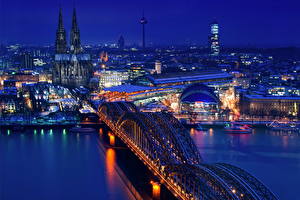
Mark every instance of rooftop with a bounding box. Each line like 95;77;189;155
104;84;157;93
146;71;232;85
245;94;300;100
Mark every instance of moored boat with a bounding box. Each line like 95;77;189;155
268;121;299;131
224;122;252;134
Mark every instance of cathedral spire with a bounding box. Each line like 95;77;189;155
70;8;82;54
72;8;78;31
55;7;67;54
58;7;64;30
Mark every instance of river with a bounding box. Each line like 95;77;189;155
190;127;300;200
0;128;134;200
1;127;299;200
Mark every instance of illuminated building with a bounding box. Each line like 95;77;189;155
180;83;220;116
22;82;78;112
267;86;300;96
100;84;175;105
128;65;147;81
0;73;39;88
53;8;93;88
23;82;50;111
209;20;220;56
240;94;300;118
33;58;46;66
155;60;162;74
38;73;52;83
94;70;129;89
0;88;20;114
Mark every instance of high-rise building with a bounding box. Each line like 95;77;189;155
155;60;162;74
140;13;148;49
209;20;220;56
53;8;93;88
21;52;34;69
118;35;125;49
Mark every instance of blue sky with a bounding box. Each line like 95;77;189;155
0;0;299;46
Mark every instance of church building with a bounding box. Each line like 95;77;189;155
53;8;93;88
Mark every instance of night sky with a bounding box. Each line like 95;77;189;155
0;0;299;46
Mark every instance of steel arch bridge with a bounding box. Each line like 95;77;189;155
98;102;277;200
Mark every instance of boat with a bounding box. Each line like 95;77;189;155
195;124;208;131
224;122;252;134
268;121;300;131
69;125;96;134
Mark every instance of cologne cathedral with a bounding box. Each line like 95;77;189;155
53;8;93;88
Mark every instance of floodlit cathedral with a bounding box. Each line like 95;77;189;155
53;8;93;88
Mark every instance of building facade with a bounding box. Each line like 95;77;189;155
53;8;93;88
240;94;300;119
209;20;220;56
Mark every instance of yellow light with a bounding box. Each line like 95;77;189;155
153;184;160;190
150;181;161;198
108;132;115;146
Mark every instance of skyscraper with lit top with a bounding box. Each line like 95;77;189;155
209;20;220;56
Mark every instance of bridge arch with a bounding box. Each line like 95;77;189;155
97;102;278;200
98;101;138;123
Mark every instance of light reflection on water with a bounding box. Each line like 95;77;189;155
0;128;134;200
106;148;117;191
190;127;300;200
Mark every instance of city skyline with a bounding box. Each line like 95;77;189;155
1;1;300;199
0;0;299;46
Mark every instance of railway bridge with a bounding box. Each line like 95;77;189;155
98;102;277;200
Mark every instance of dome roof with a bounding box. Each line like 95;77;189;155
180;83;219;104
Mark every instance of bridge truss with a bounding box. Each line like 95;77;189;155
98;102;278;200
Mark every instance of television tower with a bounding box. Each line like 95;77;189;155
140;12;148;49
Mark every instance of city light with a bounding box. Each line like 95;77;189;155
108;132;115;146
150;180;161;199
0;2;297;200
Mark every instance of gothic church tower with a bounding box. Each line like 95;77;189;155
53;8;93;88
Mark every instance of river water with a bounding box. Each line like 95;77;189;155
1;127;299;200
0;128;134;200
190;127;300;200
